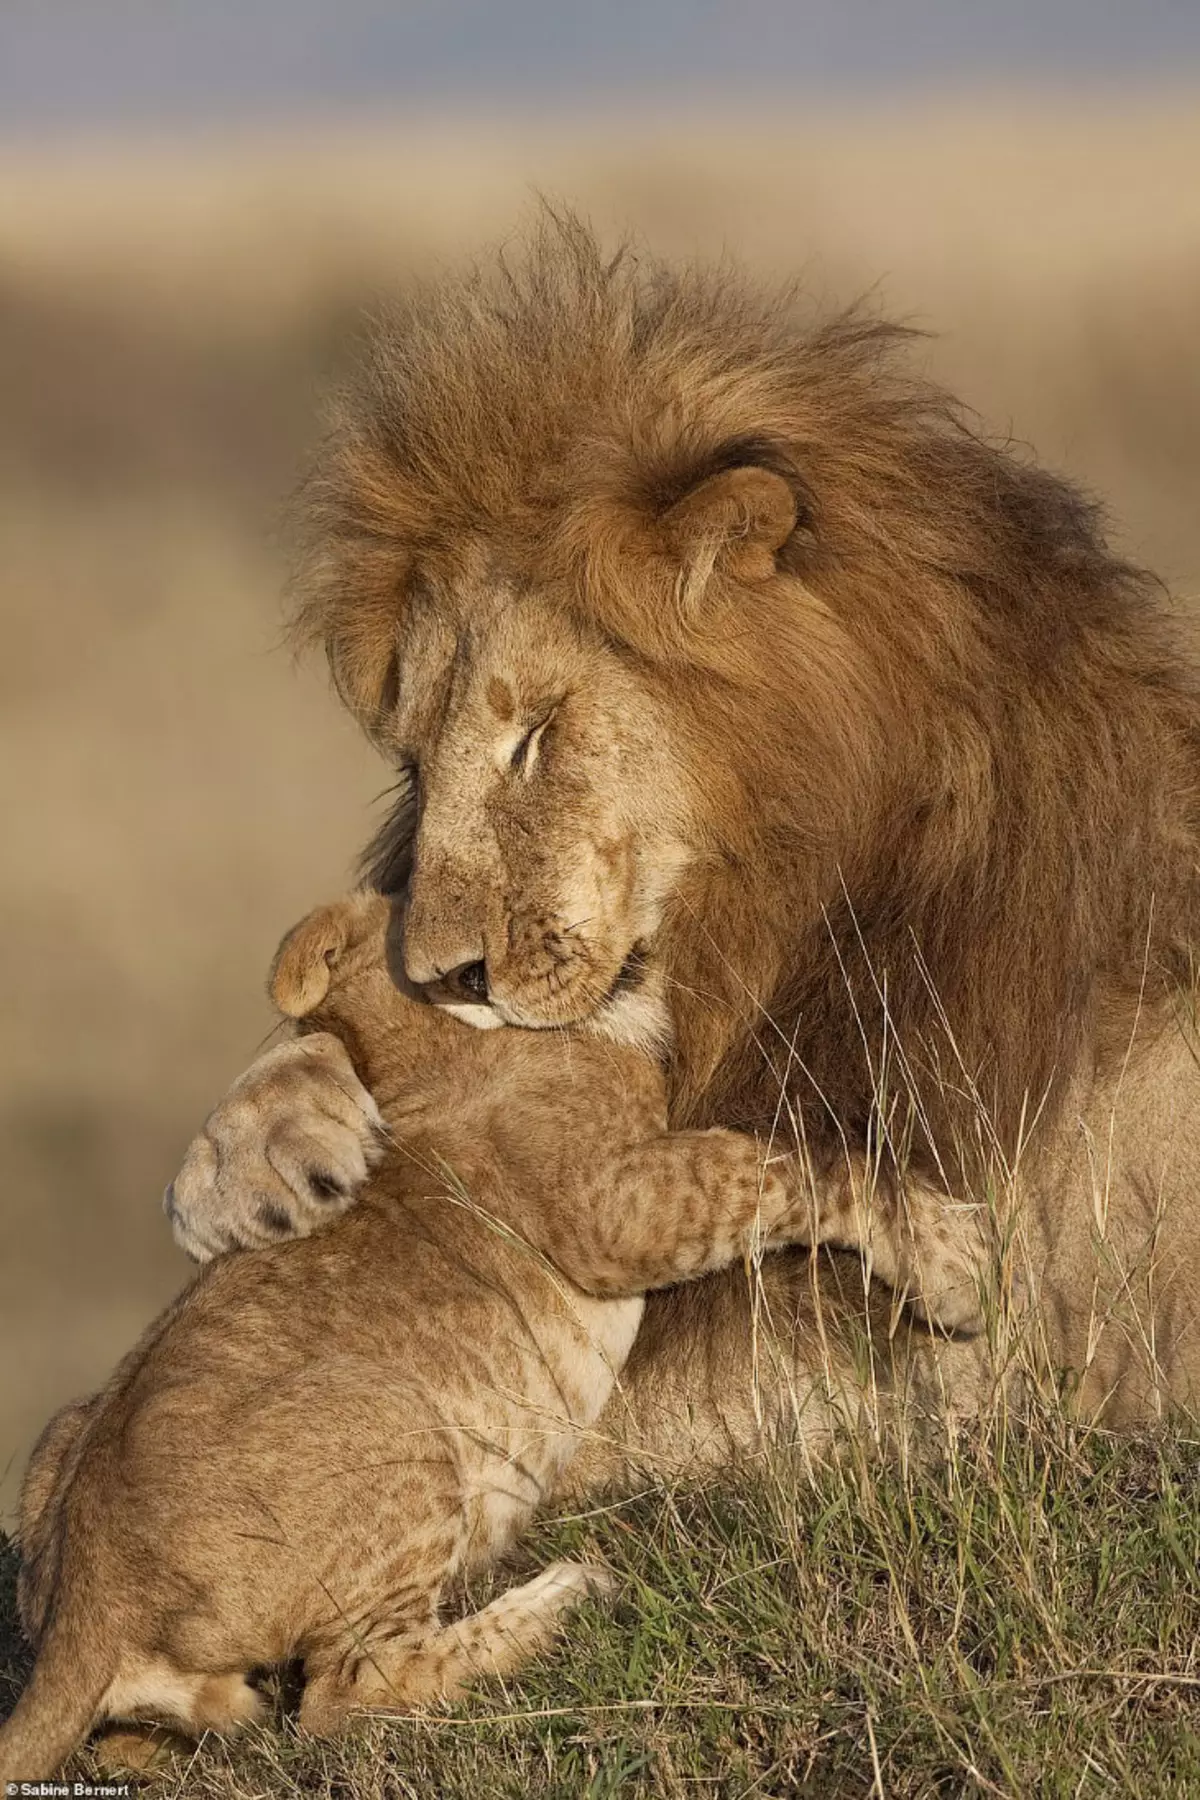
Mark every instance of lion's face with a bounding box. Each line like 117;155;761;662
297;215;1186;1174
372;568;693;1038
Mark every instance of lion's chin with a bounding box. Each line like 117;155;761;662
426;985;599;1033
487;991;600;1031
428;983;605;1034
430;996;507;1031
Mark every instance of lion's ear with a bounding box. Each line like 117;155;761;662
270;904;354;1018
660;464;799;587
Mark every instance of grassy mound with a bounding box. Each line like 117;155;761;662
6;1417;1199;1798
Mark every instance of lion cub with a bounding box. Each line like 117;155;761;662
1;891;798;1783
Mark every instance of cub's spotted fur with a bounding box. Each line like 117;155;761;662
3;891;839;1780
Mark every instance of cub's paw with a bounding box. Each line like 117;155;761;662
895;1187;992;1337
91;1724;192;1774
165;1034;383;1261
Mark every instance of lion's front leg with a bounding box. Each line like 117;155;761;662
557;1244;978;1500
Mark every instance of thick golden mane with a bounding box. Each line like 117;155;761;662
294;213;1200;1181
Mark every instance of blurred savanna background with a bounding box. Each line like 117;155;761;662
3;6;1200;1789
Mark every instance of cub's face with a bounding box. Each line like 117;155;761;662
369;573;693;1044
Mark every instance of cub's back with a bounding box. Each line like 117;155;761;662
22;1081;646;1616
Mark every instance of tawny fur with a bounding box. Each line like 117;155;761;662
165;215;1200;1499
287;213;1200;1438
2;891;824;1783
297;215;1199;1146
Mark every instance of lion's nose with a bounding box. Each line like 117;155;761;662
445;959;490;1003
403;922;489;994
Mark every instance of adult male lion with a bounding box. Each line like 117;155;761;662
170;217;1200;1476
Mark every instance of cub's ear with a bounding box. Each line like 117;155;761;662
271;891;392;1017
660;463;799;587
269;904;355;1018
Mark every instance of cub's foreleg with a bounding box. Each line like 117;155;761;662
532;1127;793;1295
537;1126;988;1336
773;1153;990;1335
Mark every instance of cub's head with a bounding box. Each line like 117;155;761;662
271;888;488;1094
271;891;494;1115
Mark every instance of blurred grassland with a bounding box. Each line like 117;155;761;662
1;87;1198;1555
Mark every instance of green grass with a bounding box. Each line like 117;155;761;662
6;1418;1200;1798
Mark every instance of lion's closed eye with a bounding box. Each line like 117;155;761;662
510;710;557;778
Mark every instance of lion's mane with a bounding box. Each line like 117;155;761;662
295;215;1200;1184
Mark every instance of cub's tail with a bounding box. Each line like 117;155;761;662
0;1583;115;1785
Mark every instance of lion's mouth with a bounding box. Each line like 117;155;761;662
605;943;651;1001
483;939;649;1031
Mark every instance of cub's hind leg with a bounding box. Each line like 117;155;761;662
87;1663;266;1773
91;1724;194;1776
18;1398;96;1542
17;1396;100;1638
299;1561;614;1734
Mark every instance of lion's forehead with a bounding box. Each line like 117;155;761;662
392;573;608;755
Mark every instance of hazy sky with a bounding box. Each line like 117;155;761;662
2;1;1199;137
